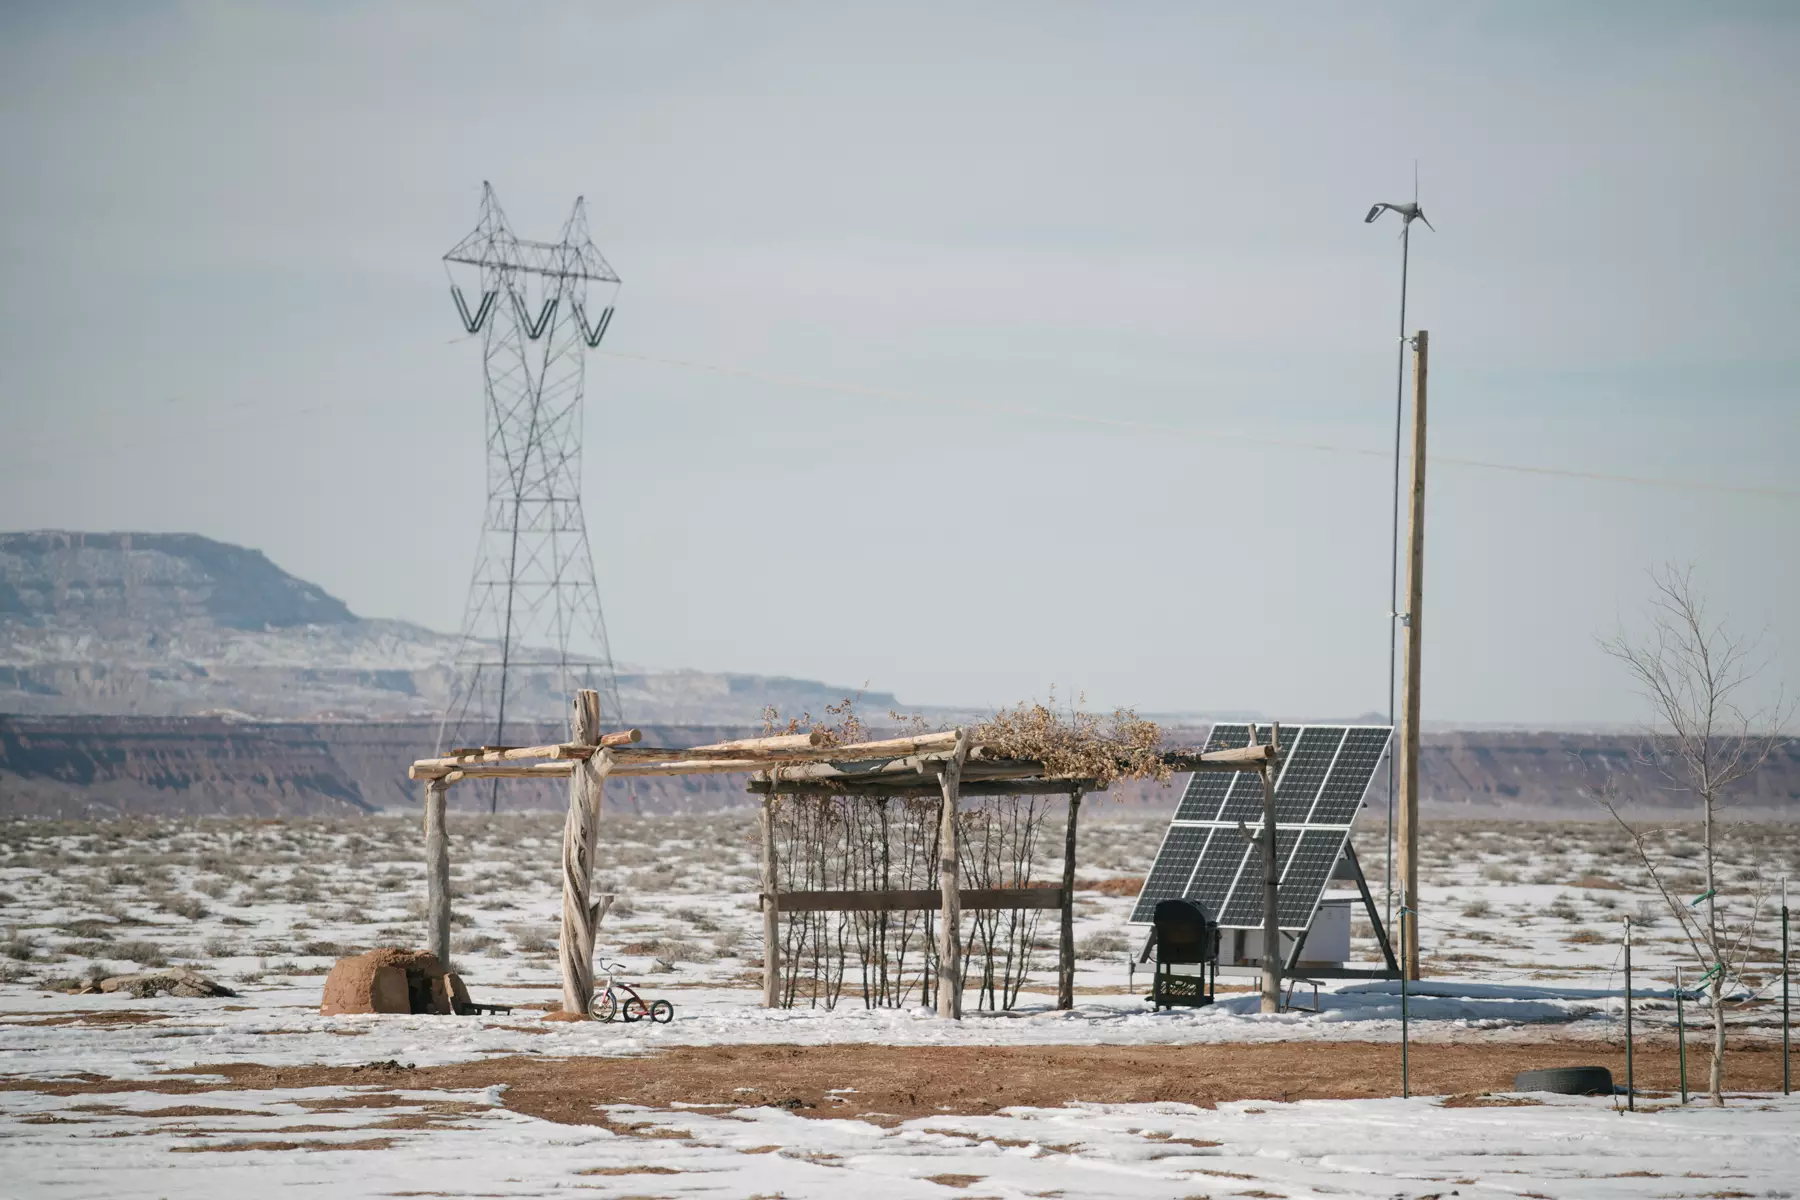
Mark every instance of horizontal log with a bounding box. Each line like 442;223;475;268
410;729;640;775
751;778;1095;798
612;729;962;765
766;887;1067;913
1163;744;1277;771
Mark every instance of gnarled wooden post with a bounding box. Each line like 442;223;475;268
424;778;451;968
1057;786;1082;1010
560;689;614;1016
760;789;781;1008
935;727;974;1019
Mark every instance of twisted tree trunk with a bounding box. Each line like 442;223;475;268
560;690;613;1017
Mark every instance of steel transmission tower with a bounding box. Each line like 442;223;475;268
437;183;624;793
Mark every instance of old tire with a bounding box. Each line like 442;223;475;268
1513;1066;1614;1095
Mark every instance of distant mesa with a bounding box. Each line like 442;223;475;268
0;531;355;630
0;530;895;725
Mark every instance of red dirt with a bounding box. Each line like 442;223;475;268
4;1041;1784;1126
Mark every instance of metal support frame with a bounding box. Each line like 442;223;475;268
437;183;627;803
1213;839;1400;982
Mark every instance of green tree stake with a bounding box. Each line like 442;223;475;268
1400;906;1411;1100
1624;918;1634;1111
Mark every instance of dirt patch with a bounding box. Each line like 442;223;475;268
0;1010;169;1028
119;1041;1798;1124
1076;876;1145;896
4;1042;1787;1123
170;1137;397;1153
1440;1093;1544;1108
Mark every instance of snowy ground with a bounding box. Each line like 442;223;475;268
1;811;1795;1196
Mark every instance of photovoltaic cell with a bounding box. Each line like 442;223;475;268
1173;770;1234;823
1128;825;1210;923
1217;826;1298;927
1278;828;1348;926
1188;832;1248;915
1309;727;1391;825
1273;725;1344;822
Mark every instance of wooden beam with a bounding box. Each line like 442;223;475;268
1161;743;1278;770
937;727;973;1020
750;778;1097;798
423;779;450;969
771;887;1066;914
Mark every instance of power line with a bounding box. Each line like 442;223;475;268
599;348;1800;502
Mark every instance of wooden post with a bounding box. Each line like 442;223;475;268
760;791;781;1008
560;689;614;1017
936;727;973;1020
1058;787;1082;1010
424;778;450;968
1259;758;1283;1014
1398;329;1428;980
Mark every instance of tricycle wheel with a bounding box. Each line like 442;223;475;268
649;999;674;1024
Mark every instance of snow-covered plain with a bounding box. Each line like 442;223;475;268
2;811;1795;1196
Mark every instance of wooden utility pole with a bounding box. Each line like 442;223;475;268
1057;787;1083;1010
423;778;450;968
1397;329;1428;980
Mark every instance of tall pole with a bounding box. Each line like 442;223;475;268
1385;220;1411;939
1259;728;1283;1014
1783;876;1790;1096
1397;330;1428;979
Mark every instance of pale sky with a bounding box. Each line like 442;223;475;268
1;2;1795;727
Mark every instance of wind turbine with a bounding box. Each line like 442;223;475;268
1365;164;1433;940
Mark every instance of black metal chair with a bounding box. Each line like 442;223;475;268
1150;897;1219;1009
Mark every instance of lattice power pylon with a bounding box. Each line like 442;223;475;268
437;183;624;787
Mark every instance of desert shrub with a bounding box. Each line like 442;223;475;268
160;896;209;921
2;933;36;961
1076;930;1128;957
203;938;243;958
509;926;556;954
452;933;503;955
1459;898;1492;919
1546;896;1580;921
299;940;352;958
113;940;169;967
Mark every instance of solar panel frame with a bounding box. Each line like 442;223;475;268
1129;723;1392;935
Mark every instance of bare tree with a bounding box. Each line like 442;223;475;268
1595;565;1790;1105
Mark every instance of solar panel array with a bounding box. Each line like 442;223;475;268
1130;723;1392;930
